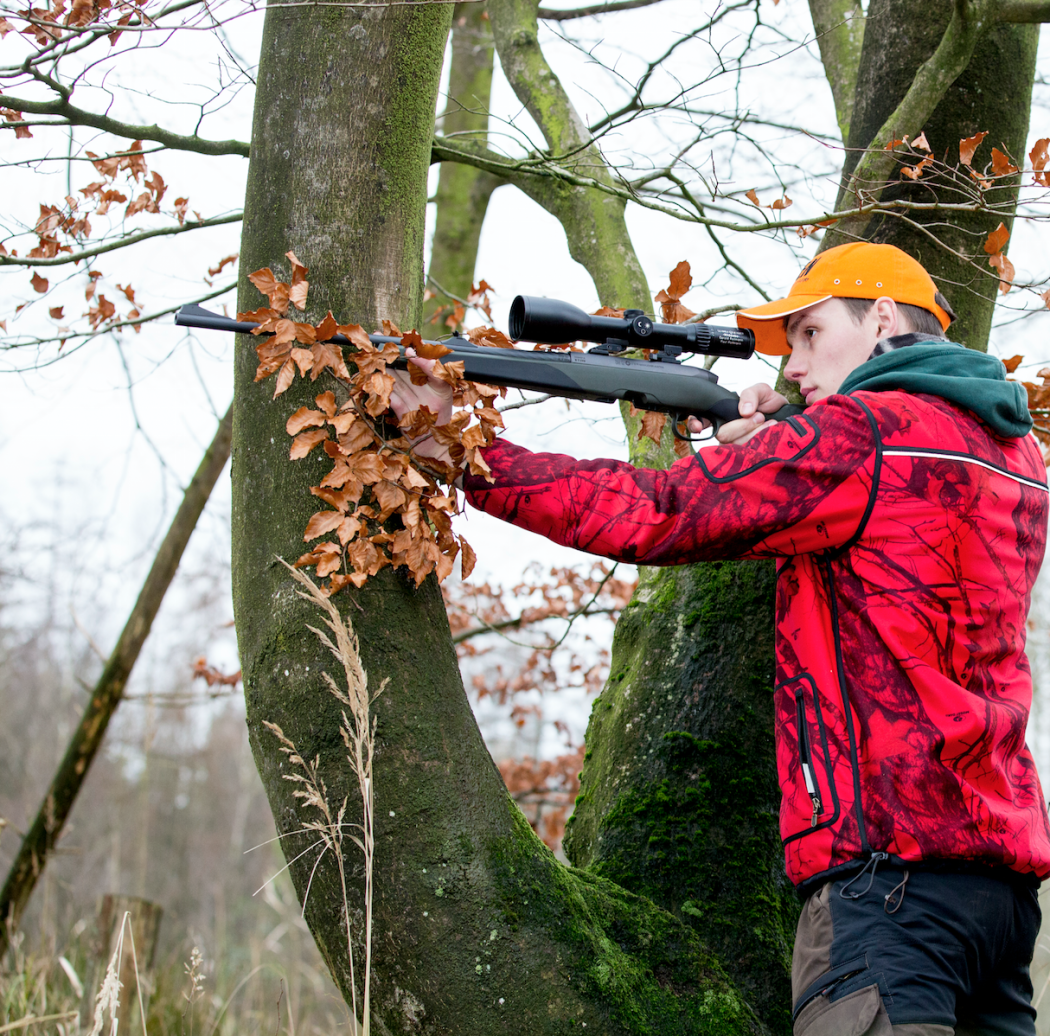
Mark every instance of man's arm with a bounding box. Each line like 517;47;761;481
463;399;877;565
390;363;875;564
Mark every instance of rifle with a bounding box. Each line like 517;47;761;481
175;297;803;436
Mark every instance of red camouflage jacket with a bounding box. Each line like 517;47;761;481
464;389;1050;887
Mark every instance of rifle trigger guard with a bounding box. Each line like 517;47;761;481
671;413;713;444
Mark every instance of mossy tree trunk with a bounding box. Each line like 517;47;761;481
423;2;502;326
235;1;766;1032
833;0;1039;350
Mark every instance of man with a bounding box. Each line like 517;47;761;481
391;242;1050;1033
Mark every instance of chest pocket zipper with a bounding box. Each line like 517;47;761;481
796;691;823;826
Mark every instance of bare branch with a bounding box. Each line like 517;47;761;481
0;93;250;156
996;0;1050;20
0;213;242;268
538;0;667;20
432;135;1035;236
1;282;237;360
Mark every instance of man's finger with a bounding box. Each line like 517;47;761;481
716;412;765;445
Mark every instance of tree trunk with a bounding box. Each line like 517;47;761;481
834;0;1038;349
424;2;501;326
235;3;762;1032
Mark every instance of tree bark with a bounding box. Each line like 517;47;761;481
235;2;763;1031
836;0;1038;349
0;405;233;955
424;3;501;326
808;0;865;142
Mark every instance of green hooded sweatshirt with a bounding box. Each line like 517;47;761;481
838;338;1032;439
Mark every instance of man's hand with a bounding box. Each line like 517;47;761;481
389;354;455;463
686;383;789;446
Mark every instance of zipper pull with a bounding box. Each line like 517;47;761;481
810;795;822;827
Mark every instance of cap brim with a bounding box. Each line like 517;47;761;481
736;294;832;356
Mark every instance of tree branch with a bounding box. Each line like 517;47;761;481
433;135;1025;234
0;403;234;954
0;212;242;268
0;93;250;156
3;282;236;358
996;0;1050;20
537;0;667;19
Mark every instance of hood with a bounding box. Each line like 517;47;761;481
838;338;1031;438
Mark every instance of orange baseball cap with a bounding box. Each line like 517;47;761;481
736;242;953;355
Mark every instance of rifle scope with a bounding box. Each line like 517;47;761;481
509;296;755;360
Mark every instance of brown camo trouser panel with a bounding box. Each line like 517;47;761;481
792;882;953;1036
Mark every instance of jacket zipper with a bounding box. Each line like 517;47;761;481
821;556;871;854
795;691;822;826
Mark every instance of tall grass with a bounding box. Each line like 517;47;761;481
1;873;349;1035
264;562;386;1036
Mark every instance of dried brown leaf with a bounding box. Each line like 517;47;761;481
290;428;330;459
984;222;1010;256
991;148;1019;177
960;131;988;166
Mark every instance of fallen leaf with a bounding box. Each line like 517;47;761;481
1031;138;1050;187
667;260;692;300
290;427;330;458
286;406;327;435
991;148;1019;177
465;326;514;349
901;156;933;180
984;222;1009;255
304;509;344;540
638;409;667;445
460;537;477;579
315;311;338;341
959;130;988;166
989;252;1015;294
208;253;238;277
273;358;296;398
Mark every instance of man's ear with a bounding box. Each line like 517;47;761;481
872;296;900;339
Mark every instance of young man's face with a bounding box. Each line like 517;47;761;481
783;296;895;403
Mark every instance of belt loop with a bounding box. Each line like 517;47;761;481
839;851;890;901
884;868;909;914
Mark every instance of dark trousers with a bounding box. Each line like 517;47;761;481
791;864;1041;1035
